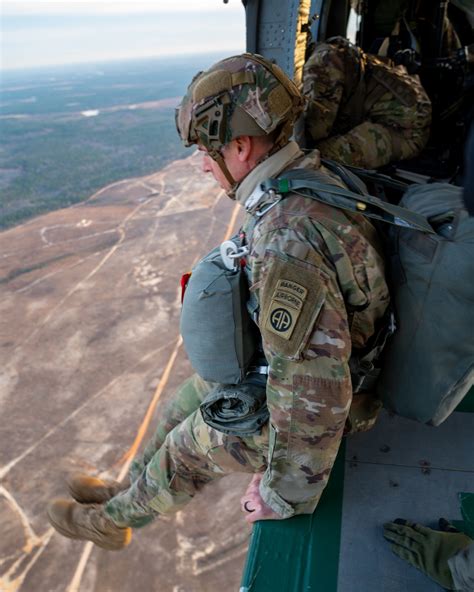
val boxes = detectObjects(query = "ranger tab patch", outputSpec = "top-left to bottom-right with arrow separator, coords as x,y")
265,279 -> 308,340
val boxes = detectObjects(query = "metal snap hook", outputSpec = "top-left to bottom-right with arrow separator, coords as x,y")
220,240 -> 249,270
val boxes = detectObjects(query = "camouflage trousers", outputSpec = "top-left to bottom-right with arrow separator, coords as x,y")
105,374 -> 269,528
317,90 -> 431,169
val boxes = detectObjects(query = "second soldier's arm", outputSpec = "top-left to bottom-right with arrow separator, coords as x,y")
303,44 -> 346,143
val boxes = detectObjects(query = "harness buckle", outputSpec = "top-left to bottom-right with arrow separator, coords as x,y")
255,194 -> 282,217
220,240 -> 249,271
245,185 -> 266,211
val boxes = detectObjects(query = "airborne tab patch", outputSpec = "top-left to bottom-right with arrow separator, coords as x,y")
265,279 -> 308,340
274,290 -> 304,310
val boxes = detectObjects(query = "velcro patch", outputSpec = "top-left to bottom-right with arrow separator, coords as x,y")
265,281 -> 308,339
260,252 -> 327,360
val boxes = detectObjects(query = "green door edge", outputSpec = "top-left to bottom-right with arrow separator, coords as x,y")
240,439 -> 346,592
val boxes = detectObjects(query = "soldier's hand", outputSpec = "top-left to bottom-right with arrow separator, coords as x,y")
240,474 -> 282,523
243,473 -> 262,496
383,519 -> 472,590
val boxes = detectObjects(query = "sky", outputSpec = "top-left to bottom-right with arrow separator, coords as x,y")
1,1 -> 246,70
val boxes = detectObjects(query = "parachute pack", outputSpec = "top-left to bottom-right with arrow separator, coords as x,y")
259,166 -> 474,426
180,244 -> 257,385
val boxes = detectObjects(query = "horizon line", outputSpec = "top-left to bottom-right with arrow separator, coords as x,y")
2,48 -> 245,74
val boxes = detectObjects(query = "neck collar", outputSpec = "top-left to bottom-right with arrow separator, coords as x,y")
233,141 -> 303,205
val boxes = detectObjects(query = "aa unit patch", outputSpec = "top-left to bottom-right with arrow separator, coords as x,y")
265,279 -> 308,340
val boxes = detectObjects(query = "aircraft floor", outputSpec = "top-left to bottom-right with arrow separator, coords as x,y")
241,405 -> 474,592
339,409 -> 474,592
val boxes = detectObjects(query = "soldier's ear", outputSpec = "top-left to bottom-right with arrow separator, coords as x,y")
234,136 -> 252,161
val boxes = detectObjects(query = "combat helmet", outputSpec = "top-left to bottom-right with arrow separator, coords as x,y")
175,53 -> 305,193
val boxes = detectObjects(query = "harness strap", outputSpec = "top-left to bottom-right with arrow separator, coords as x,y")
350,309 -> 396,394
321,158 -> 369,195
242,166 -> 434,395
261,170 -> 435,234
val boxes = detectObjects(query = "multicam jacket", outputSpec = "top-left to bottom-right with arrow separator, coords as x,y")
236,141 -> 390,517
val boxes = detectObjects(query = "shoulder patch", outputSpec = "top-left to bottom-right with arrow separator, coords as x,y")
260,253 -> 327,360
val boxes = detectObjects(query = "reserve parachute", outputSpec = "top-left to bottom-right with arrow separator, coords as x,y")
180,242 -> 257,385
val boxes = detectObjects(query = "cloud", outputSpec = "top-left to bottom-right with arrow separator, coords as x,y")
1,8 -> 246,69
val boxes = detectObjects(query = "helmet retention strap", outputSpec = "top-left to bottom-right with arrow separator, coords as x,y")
208,148 -> 238,195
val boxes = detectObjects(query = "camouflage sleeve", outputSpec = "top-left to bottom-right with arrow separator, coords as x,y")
448,542 -> 474,592
249,227 -> 352,518
303,44 -> 346,142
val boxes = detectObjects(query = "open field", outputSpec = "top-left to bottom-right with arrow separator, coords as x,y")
0,153 -> 249,592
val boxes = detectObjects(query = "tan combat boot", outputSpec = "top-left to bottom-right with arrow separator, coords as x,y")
67,473 -> 127,504
47,499 -> 132,551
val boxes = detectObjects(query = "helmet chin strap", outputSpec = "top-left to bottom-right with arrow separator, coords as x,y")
208,148 -> 239,199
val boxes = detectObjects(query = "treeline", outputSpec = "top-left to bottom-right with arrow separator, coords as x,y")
0,108 -> 191,229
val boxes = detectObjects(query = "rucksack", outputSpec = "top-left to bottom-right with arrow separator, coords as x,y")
257,167 -> 474,426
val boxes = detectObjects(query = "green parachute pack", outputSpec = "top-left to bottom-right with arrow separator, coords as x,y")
259,167 -> 474,426
180,244 -> 257,385
180,242 -> 269,436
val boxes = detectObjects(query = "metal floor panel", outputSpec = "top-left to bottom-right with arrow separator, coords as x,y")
338,410 -> 474,592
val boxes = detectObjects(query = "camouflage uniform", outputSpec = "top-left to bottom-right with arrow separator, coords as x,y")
105,140 -> 390,526
449,542 -> 474,591
303,37 -> 432,168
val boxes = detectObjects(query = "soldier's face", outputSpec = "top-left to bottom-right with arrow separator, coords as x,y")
199,147 -> 232,190
199,140 -> 249,191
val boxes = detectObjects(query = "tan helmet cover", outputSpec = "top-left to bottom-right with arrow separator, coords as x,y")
175,53 -> 304,188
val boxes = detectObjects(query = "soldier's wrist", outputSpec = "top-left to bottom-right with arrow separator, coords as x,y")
259,476 -> 295,519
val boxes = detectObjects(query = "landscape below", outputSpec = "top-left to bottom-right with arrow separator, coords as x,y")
0,53 -> 226,229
